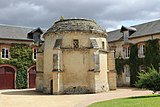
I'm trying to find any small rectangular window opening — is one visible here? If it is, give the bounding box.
[73,39,79,48]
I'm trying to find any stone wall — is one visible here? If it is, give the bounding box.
[36,53,44,72]
[36,73,43,91]
[108,71,117,90]
[36,53,44,92]
[62,51,89,89]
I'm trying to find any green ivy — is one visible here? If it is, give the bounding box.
[129,44,139,86]
[115,53,124,75]
[115,39,160,86]
[145,39,160,71]
[0,44,35,89]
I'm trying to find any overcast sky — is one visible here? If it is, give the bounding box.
[0,0,160,31]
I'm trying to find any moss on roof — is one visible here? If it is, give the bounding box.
[45,18,106,35]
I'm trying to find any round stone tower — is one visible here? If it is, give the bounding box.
[36,18,116,94]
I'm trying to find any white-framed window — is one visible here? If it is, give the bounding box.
[124,65,130,77]
[73,39,79,48]
[123,46,130,59]
[139,65,145,72]
[110,46,117,58]
[138,44,145,58]
[1,48,9,59]
[33,48,38,60]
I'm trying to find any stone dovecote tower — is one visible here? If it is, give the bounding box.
[36,18,116,94]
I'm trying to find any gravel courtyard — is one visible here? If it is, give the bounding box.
[0,88,152,107]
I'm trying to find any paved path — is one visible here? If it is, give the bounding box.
[0,88,152,107]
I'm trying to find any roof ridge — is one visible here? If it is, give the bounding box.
[131,19,160,27]
[107,29,120,33]
[0,24,35,29]
[107,19,160,33]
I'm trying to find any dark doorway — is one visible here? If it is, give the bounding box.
[50,80,53,95]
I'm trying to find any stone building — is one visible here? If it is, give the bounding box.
[107,19,160,86]
[0,24,43,89]
[36,18,116,94]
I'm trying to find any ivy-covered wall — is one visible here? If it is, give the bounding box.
[0,44,35,89]
[115,39,160,86]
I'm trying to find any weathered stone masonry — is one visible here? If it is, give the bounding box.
[36,18,116,94]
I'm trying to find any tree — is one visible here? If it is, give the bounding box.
[135,67,160,93]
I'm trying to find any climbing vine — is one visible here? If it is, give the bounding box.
[0,44,35,89]
[129,44,139,86]
[115,53,123,75]
[115,39,160,86]
[145,39,160,71]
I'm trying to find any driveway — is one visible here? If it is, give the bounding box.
[0,88,152,107]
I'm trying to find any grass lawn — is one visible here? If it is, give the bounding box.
[88,94,160,107]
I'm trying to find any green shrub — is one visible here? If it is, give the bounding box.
[135,67,160,92]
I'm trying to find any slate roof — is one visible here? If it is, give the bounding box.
[107,19,160,42]
[0,24,35,40]
[107,29,123,42]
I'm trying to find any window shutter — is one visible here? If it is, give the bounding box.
[90,38,99,48]
[94,53,100,71]
[53,54,58,70]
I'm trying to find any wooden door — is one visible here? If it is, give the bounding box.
[0,67,15,89]
[29,67,36,88]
